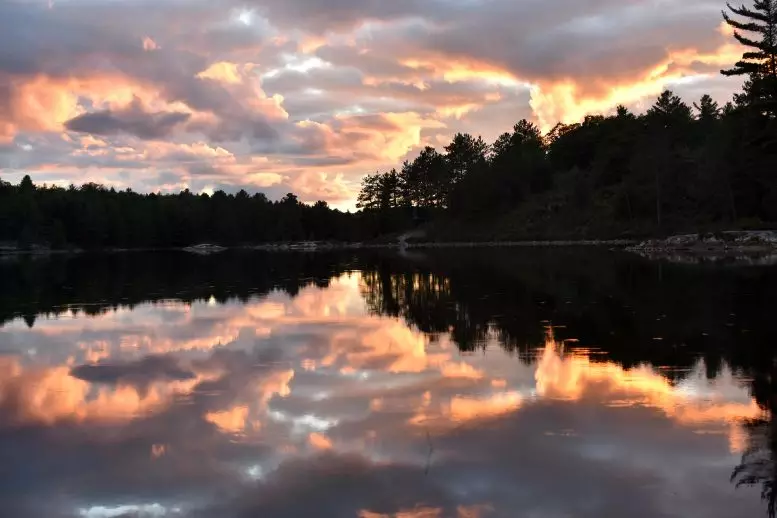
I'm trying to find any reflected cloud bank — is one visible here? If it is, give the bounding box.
[0,251,773,517]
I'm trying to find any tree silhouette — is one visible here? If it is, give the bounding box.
[0,178,364,248]
[722,1,777,116]
[695,94,722,121]
[732,417,777,517]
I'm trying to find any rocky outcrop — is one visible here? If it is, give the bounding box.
[626,231,777,261]
[182,244,227,255]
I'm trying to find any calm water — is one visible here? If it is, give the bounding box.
[2,249,777,518]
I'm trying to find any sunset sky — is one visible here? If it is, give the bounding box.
[0,0,746,209]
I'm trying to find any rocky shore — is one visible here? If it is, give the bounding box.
[625,231,777,263]
[6,232,777,261]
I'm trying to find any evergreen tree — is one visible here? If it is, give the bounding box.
[646,90,693,127]
[357,173,382,210]
[694,94,722,120]
[615,105,636,119]
[444,133,488,185]
[722,1,777,116]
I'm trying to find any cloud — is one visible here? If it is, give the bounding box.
[244,0,430,34]
[290,171,355,204]
[64,98,191,139]
[0,0,748,204]
[70,355,197,387]
[0,356,208,427]
[0,273,768,517]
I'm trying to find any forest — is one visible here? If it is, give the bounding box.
[357,1,777,239]
[0,181,364,248]
[1,0,776,249]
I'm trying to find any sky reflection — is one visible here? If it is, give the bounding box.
[0,271,765,517]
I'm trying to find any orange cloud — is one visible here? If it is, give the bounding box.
[197,61,289,120]
[205,405,251,434]
[409,390,523,429]
[0,73,179,141]
[290,171,355,204]
[534,331,761,451]
[204,367,294,435]
[529,41,745,130]
[197,62,246,85]
[439,361,484,380]
[0,121,15,144]
[400,57,519,87]
[0,356,210,426]
[314,320,433,374]
[360,505,492,518]
[299,35,327,54]
[142,141,236,163]
[308,432,333,450]
[360,508,441,518]
[448,392,523,422]
[296,111,445,163]
[80,135,109,149]
[257,369,295,404]
[3,76,83,135]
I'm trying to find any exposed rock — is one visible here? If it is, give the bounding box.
[626,231,777,261]
[183,244,227,255]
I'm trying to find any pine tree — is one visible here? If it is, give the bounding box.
[615,105,636,119]
[722,1,777,116]
[694,94,722,120]
[646,90,693,127]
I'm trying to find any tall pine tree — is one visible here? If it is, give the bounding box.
[722,1,777,116]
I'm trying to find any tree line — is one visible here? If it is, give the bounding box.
[358,1,777,238]
[0,180,368,249]
[1,0,775,248]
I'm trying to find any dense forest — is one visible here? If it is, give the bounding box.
[1,0,776,249]
[358,1,777,239]
[0,180,367,249]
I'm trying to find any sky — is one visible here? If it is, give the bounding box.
[0,0,747,210]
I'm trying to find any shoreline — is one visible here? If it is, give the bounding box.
[0,239,637,257]
[3,231,777,258]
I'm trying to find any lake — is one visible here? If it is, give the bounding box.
[1,248,776,518]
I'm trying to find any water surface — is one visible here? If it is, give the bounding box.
[1,249,775,518]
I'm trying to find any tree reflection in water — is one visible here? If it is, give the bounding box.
[6,248,777,515]
[732,417,777,518]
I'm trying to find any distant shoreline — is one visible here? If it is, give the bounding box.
[0,239,636,257]
[4,231,777,258]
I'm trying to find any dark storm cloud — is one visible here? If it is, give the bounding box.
[192,452,456,518]
[0,2,140,78]
[70,355,197,387]
[245,0,432,33]
[64,100,191,140]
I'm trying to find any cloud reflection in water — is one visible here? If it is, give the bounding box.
[0,272,765,517]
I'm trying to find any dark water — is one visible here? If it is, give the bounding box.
[2,249,777,518]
